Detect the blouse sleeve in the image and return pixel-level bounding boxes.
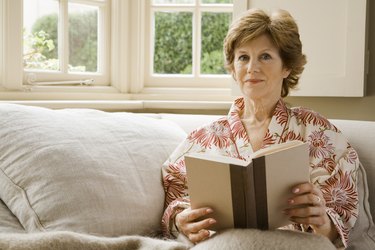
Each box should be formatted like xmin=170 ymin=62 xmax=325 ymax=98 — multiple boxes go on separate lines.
xmin=161 ymin=137 xmax=193 ymax=238
xmin=309 ymin=128 xmax=359 ymax=248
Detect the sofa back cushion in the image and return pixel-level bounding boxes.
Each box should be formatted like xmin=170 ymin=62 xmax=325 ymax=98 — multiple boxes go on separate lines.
xmin=0 ymin=199 xmax=25 ymax=233
xmin=0 ymin=104 xmax=186 ymax=236
xmin=347 ymin=163 xmax=375 ymax=249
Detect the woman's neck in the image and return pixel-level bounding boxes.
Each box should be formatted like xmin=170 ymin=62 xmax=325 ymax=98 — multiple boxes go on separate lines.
xmin=241 ymin=96 xmax=279 ymax=124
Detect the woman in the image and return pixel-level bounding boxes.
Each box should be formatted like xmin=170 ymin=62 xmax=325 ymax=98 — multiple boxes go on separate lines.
xmin=161 ymin=8 xmax=359 ymax=248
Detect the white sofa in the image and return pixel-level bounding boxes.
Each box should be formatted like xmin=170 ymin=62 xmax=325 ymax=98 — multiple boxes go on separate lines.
xmin=0 ymin=104 xmax=374 ymax=250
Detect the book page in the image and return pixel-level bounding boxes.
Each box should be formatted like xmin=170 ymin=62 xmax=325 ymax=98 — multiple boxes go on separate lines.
xmin=263 ymin=142 xmax=309 ymax=229
xmin=185 ymin=152 xmax=250 ymax=166
xmin=251 ymin=140 xmax=304 ymax=159
xmin=186 ymin=140 xmax=304 ymax=165
xmin=185 ymin=156 xmax=236 ymax=230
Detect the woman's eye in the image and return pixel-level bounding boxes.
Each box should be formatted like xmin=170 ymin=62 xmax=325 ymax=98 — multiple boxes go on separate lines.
xmin=260 ymin=53 xmax=272 ymax=60
xmin=238 ymin=55 xmax=249 ymax=61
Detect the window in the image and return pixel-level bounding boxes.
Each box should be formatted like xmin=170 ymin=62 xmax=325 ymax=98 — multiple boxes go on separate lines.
xmin=1 ymin=0 xmax=110 ymax=89
xmin=144 ymin=0 xmax=233 ymax=88
xmin=0 ymin=1 xmax=3 ymax=86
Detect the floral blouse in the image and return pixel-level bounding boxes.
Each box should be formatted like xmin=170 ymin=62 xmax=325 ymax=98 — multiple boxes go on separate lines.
xmin=161 ymin=97 xmax=359 ymax=247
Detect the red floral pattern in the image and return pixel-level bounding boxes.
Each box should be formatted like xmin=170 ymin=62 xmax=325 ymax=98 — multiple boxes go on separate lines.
xmin=344 ymin=145 xmax=359 ymax=164
xmin=163 ymin=159 xmax=187 ymax=206
xmin=161 ymin=97 xmax=358 ymax=247
xmin=321 ymin=169 xmax=358 ymax=223
xmin=314 ymin=157 xmax=337 ymax=174
xmin=273 ymin=99 xmax=289 ymax=126
xmin=292 ymin=107 xmax=338 ymax=132
xmin=262 ymin=130 xmax=277 ymax=147
xmin=188 ymin=119 xmax=233 ymax=149
xmin=308 ymin=131 xmax=335 ymax=158
xmin=280 ymin=130 xmax=304 ymax=143
xmin=230 ymin=112 xmax=248 ymax=141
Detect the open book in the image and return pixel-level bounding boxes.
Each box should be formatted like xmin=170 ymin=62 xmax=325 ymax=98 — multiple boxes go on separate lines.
xmin=184 ymin=140 xmax=309 ymax=231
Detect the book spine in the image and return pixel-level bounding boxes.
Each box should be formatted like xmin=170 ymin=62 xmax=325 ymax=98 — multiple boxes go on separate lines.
xmin=244 ymin=162 xmax=257 ymax=228
xmin=229 ymin=164 xmax=246 ymax=228
xmin=253 ymin=156 xmax=268 ymax=230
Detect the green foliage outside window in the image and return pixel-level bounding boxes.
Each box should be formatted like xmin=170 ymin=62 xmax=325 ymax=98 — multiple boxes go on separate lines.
xmin=154 ymin=12 xmax=193 ymax=74
xmin=201 ymin=12 xmax=231 ymax=74
xmin=23 ymin=29 xmax=57 ymax=70
xmin=154 ymin=11 xmax=231 ymax=75
xmin=24 ymin=7 xmax=231 ymax=75
xmin=24 ymin=11 xmax=98 ymax=72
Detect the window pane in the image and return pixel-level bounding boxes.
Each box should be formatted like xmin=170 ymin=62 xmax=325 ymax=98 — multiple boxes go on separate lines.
xmin=201 ymin=12 xmax=231 ymax=74
xmin=153 ymin=0 xmax=194 ymax=4
xmin=201 ymin=0 xmax=233 ymax=3
xmin=154 ymin=12 xmax=193 ymax=74
xmin=68 ymin=3 xmax=98 ymax=73
xmin=23 ymin=0 xmax=59 ymax=71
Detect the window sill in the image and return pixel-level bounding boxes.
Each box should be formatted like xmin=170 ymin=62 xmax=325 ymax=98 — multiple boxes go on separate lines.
xmin=0 ymin=86 xmax=235 ymax=111
xmin=0 ymin=99 xmax=232 ymax=112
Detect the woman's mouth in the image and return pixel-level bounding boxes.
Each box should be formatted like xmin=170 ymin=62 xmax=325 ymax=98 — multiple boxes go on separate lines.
xmin=246 ymin=79 xmax=263 ymax=84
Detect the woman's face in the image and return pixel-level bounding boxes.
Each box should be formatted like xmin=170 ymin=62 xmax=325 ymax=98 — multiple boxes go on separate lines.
xmin=233 ymin=34 xmax=290 ymax=101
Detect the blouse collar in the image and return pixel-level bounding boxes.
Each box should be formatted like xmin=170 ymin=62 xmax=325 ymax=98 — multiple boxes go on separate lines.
xmin=227 ymin=97 xmax=291 ymax=156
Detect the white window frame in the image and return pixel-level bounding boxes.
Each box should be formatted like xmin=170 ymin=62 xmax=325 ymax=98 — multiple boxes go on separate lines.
xmin=0 ymin=0 xmax=23 ymax=90
xmin=1 ymin=0 xmax=111 ymax=90
xmin=0 ymin=0 xmax=246 ymax=101
xmin=144 ymin=0 xmax=233 ymax=89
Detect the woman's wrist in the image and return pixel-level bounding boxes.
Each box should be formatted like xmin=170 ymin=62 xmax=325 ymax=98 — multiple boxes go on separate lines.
xmin=171 ymin=208 xmax=184 ymax=237
xmin=311 ymin=213 xmax=339 ymax=242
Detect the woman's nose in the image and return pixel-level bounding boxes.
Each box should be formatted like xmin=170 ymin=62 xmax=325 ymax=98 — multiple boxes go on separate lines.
xmin=247 ymin=59 xmax=259 ymax=73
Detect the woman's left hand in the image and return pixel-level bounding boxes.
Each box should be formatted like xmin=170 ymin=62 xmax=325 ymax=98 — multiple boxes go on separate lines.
xmin=284 ymin=182 xmax=337 ymax=240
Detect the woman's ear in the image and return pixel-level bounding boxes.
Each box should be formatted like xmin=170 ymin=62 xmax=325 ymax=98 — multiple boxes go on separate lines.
xmin=283 ymin=68 xmax=291 ymax=78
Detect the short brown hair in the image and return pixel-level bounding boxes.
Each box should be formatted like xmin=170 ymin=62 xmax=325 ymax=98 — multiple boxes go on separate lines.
xmin=223 ymin=9 xmax=306 ymax=97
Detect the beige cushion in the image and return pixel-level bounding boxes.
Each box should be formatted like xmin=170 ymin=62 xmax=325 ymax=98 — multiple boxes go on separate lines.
xmin=0 ymin=104 xmax=186 ymax=236
xmin=191 ymin=229 xmax=336 ymax=250
xmin=347 ymin=162 xmax=375 ymax=249
xmin=0 ymin=199 xmax=25 ymax=233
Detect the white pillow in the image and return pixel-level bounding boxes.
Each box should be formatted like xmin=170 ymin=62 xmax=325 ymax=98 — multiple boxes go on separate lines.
xmin=0 ymin=199 xmax=25 ymax=233
xmin=0 ymin=104 xmax=186 ymax=236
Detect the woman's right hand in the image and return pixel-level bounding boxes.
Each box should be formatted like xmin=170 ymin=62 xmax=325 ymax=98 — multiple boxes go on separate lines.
xmin=175 ymin=207 xmax=217 ymax=244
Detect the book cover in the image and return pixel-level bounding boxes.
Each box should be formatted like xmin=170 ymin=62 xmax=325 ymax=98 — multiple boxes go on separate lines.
xmin=184 ymin=140 xmax=309 ymax=231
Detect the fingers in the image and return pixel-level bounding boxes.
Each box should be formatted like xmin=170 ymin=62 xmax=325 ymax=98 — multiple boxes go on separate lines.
xmin=285 ymin=205 xmax=325 ymax=218
xmin=187 ymin=225 xmax=211 ymax=243
xmin=184 ymin=217 xmax=216 ymax=235
xmin=177 ymin=207 xmax=213 ymax=225
xmin=175 ymin=207 xmax=216 ymax=244
xmin=292 ymin=183 xmax=323 ymax=197
xmin=288 ymin=193 xmax=325 ymax=207
xmin=284 ymin=200 xmax=329 ymax=227
xmin=286 ymin=182 xmax=329 ymax=228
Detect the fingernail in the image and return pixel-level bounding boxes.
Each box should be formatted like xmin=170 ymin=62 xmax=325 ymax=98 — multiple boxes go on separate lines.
xmin=288 ymin=199 xmax=294 ymax=204
xmin=209 ymin=219 xmax=216 ymax=224
xmin=206 ymin=208 xmax=213 ymax=213
xmin=293 ymin=188 xmax=299 ymax=193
